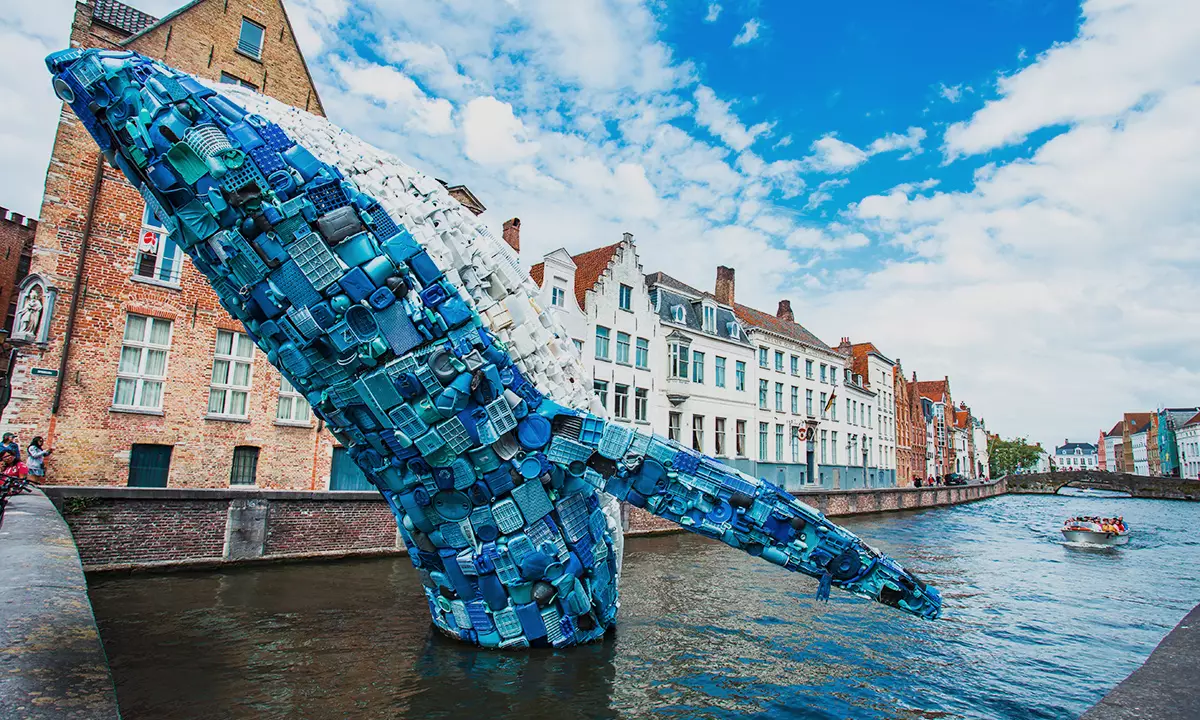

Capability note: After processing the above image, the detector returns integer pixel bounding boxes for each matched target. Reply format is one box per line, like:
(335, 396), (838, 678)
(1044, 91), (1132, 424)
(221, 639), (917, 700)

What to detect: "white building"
(953, 425), (970, 476)
(1054, 441), (1099, 471)
(1103, 421), (1124, 472)
(840, 340), (897, 486)
(1130, 431), (1149, 476)
(972, 420), (990, 480)
(1177, 412), (1200, 480)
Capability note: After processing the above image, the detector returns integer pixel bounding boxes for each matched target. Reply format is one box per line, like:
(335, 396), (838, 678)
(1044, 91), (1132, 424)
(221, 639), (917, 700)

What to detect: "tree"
(988, 436), (1043, 477)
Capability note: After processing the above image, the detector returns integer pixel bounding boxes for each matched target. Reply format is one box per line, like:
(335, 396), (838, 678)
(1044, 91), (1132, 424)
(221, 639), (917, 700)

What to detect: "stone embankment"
(0, 490), (119, 719)
(1008, 471), (1200, 500)
(43, 478), (1006, 573)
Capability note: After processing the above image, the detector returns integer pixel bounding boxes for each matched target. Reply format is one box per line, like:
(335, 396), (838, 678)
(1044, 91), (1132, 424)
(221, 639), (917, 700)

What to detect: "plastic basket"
(492, 498), (524, 534)
(493, 607), (522, 639)
(598, 424), (634, 460)
(185, 124), (234, 161)
(511, 480), (552, 523)
(554, 494), (590, 542)
(485, 397), (518, 435)
(439, 417), (473, 456)
(288, 232), (342, 291)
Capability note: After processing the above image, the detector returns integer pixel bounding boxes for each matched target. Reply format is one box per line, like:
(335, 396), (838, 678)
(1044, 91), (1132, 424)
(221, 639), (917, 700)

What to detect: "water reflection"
(90, 495), (1200, 719)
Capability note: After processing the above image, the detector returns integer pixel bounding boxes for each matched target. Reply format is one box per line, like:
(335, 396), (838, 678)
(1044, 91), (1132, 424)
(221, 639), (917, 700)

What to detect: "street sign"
(30, 368), (58, 377)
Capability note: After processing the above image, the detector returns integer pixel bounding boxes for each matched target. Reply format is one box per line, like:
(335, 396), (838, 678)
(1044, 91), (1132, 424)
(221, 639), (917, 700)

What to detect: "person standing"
(26, 436), (50, 480)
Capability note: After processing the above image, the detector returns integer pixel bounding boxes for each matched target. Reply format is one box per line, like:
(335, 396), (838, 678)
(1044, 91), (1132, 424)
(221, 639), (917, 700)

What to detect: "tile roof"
(646, 273), (751, 347)
(915, 379), (948, 402)
(1123, 412), (1153, 435)
(92, 0), (158, 35)
(1184, 411), (1200, 427)
(529, 242), (622, 310)
(1107, 420), (1124, 437)
(732, 302), (833, 353)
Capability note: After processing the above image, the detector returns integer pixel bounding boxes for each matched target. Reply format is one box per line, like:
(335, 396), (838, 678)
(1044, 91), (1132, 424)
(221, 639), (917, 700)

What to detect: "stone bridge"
(1008, 470), (1200, 501)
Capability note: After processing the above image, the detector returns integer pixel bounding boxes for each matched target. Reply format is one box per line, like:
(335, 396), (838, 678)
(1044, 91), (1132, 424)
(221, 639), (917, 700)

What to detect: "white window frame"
(736, 420), (747, 457)
(551, 286), (566, 307)
(238, 17), (265, 60)
(635, 337), (650, 369)
(113, 314), (173, 412)
(613, 384), (629, 419)
(618, 284), (633, 311)
(693, 415), (704, 452)
(594, 326), (611, 360)
(133, 204), (183, 287)
(616, 331), (631, 365)
(715, 417), (726, 456)
(702, 304), (716, 333)
(593, 379), (609, 408)
(208, 329), (255, 419)
(634, 388), (649, 422)
(276, 375), (311, 426)
(669, 412), (682, 442)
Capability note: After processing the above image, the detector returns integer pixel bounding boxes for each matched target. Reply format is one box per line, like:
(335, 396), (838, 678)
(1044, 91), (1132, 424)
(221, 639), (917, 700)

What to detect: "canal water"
(88, 495), (1200, 719)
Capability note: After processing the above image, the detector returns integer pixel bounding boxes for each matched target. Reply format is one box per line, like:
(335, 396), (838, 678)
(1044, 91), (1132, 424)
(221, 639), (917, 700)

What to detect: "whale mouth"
(47, 47), (944, 647)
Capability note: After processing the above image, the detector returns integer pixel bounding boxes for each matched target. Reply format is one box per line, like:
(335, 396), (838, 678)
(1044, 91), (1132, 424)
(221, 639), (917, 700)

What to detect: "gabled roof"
(1107, 420), (1124, 437)
(1184, 411), (1200, 428)
(530, 242), (623, 310)
(117, 0), (200, 41)
(93, 0), (157, 35)
(1056, 442), (1098, 454)
(1124, 412), (1153, 435)
(916, 379), (948, 402)
(646, 273), (751, 347)
(1161, 407), (1200, 430)
(732, 303), (832, 353)
(953, 409), (970, 429)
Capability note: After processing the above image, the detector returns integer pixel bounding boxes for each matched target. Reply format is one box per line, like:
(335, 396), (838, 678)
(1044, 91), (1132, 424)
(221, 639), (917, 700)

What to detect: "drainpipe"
(49, 152), (105, 442)
(309, 418), (325, 490)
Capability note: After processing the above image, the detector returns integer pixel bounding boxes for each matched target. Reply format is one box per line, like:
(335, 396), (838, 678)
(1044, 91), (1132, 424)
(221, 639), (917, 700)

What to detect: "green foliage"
(988, 436), (1043, 477)
(61, 496), (100, 516)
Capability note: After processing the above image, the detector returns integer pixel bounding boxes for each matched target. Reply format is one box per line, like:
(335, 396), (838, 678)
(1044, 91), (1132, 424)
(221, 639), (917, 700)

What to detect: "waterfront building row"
(1098, 408), (1200, 479)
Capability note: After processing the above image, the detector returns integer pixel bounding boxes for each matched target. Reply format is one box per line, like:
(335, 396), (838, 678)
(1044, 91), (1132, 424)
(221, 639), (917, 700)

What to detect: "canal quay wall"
(0, 490), (120, 720)
(42, 478), (1006, 573)
(1007, 470), (1200, 500)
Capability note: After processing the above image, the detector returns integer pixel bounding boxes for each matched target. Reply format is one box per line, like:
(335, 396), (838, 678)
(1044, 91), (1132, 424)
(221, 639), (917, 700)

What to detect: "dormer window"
(702, 304), (716, 333)
(670, 304), (686, 323)
(551, 286), (565, 307)
(727, 321), (741, 339)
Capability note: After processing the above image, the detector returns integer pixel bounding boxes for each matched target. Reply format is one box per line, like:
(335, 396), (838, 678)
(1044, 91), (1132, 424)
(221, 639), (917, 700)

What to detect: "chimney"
(715, 266), (735, 305)
(836, 336), (852, 355)
(776, 300), (794, 322)
(502, 218), (521, 253)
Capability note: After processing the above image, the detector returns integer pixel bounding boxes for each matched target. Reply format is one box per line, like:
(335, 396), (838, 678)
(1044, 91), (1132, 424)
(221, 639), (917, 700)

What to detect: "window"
(820, 364), (827, 383)
(114, 314), (172, 411)
(669, 412), (682, 442)
(618, 284), (633, 310)
(703, 305), (716, 333)
(832, 431), (838, 463)
(551, 286), (566, 306)
(735, 361), (746, 391)
(634, 388), (648, 421)
(774, 351), (784, 372)
(791, 427), (801, 462)
(736, 420), (747, 457)
(728, 322), (741, 340)
(759, 347), (769, 368)
(129, 444), (172, 487)
(670, 305), (686, 323)
(820, 392), (828, 419)
(635, 338), (649, 369)
(791, 386), (799, 414)
(692, 351), (705, 383)
(831, 369), (838, 387)
(759, 422), (769, 461)
(693, 415), (704, 452)
(668, 342), (689, 379)
(806, 389), (814, 416)
(832, 399), (838, 422)
(208, 330), (254, 418)
(715, 418), (726, 456)
(791, 355), (799, 375)
(616, 332), (631, 364)
(775, 424), (784, 462)
(806, 359), (814, 379)
(714, 356), (726, 387)
(230, 446), (260, 486)
(614, 384), (629, 419)
(821, 430), (828, 463)
(594, 326), (611, 359)
(276, 376), (310, 424)
(572, 339), (584, 353)
(218, 71), (257, 90)
(593, 380), (608, 408)
(759, 380), (768, 409)
(774, 382), (783, 412)
(238, 18), (265, 59)
(847, 399), (853, 425)
(134, 204), (183, 286)
(868, 406), (873, 429)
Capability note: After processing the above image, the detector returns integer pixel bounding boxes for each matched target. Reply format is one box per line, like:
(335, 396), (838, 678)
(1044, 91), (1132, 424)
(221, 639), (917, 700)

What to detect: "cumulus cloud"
(462, 96), (541, 164)
(804, 178), (849, 210)
(693, 85), (773, 151)
(867, 126), (927, 158)
(938, 83), (967, 103)
(704, 3), (722, 23)
(330, 59), (454, 135)
(802, 126), (927, 173)
(385, 40), (473, 95)
(733, 18), (761, 46)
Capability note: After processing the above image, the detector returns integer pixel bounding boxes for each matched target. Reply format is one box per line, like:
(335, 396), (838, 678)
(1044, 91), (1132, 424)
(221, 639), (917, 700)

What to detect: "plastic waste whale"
(46, 49), (941, 649)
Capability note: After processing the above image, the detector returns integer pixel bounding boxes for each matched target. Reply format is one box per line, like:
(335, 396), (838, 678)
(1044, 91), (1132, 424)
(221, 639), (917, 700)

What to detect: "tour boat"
(1061, 517), (1130, 546)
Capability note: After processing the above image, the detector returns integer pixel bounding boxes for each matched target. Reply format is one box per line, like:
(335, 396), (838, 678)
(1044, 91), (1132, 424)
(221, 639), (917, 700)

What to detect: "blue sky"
(2, 0), (1199, 449)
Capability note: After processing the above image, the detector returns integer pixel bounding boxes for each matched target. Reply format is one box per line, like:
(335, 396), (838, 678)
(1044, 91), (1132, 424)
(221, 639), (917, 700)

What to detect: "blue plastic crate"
(541, 606), (564, 645)
(368, 204), (402, 241)
(582, 468), (605, 490)
(647, 436), (680, 464)
(546, 435), (591, 466)
(219, 230), (267, 287)
(627, 431), (651, 458)
(671, 451), (700, 475)
(493, 607), (522, 639)
(588, 507), (609, 543)
(306, 179), (351, 214)
(450, 599), (471, 629)
(485, 397), (517, 435)
(554, 494), (590, 542)
(219, 159), (270, 196)
(70, 54), (105, 87)
(493, 548), (522, 585)
(391, 354), (419, 375)
(456, 549), (478, 577)
(598, 423), (634, 460)
(579, 416), (606, 446)
(415, 365), (442, 396)
(442, 521), (473, 550)
(448, 457), (475, 490)
(374, 302), (423, 356)
(287, 232), (343, 292)
(249, 146), (286, 177)
(499, 636), (530, 649)
(286, 305), (321, 339)
(511, 479), (553, 523)
(258, 122), (295, 151)
(439, 416), (473, 455)
(470, 505), (496, 536)
(592, 556), (611, 586)
(507, 534), (537, 566)
(466, 600), (494, 632)
(414, 428), (446, 457)
(269, 260), (321, 309)
(492, 498), (524, 533)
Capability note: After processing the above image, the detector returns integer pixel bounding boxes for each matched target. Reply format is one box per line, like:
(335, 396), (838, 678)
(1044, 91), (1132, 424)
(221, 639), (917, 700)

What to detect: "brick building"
(891, 359), (920, 485)
(0, 208), (37, 396)
(915, 377), (955, 478)
(1, 0), (479, 491)
(1122, 412), (1153, 475)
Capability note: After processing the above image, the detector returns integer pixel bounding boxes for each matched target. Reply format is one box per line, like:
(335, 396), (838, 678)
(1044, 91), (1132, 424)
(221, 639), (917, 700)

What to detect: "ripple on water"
(87, 494), (1200, 719)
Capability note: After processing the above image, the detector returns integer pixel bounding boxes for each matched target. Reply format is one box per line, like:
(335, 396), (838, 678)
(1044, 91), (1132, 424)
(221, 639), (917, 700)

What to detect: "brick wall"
(2, 0), (338, 490)
(0, 208), (35, 336)
(265, 500), (397, 556)
(64, 498), (228, 567)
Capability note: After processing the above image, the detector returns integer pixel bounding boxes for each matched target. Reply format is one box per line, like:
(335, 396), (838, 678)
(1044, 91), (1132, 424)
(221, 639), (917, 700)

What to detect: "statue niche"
(11, 275), (56, 345)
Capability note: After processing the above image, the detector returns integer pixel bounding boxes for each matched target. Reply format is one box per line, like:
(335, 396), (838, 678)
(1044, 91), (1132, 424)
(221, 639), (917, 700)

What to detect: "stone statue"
(16, 285), (43, 340)
(47, 48), (942, 649)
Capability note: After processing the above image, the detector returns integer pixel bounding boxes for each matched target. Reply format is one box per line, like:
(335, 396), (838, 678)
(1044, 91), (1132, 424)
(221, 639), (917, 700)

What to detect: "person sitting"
(1, 450), (30, 490)
(1, 433), (20, 461)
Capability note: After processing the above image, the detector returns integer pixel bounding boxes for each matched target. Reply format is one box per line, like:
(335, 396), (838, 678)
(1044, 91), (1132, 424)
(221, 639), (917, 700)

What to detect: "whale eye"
(53, 77), (74, 103)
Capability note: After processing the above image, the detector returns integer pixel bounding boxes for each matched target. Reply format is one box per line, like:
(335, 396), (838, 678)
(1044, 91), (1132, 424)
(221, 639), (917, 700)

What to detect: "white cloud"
(802, 133), (870, 172)
(867, 126), (927, 158)
(785, 226), (870, 253)
(732, 18), (761, 46)
(774, 134), (793, 149)
(938, 83), (967, 103)
(385, 40), (473, 95)
(330, 59), (454, 135)
(693, 85), (773, 151)
(704, 3), (722, 23)
(462, 96), (541, 164)
(944, 0), (1200, 157)
(804, 178), (849, 210)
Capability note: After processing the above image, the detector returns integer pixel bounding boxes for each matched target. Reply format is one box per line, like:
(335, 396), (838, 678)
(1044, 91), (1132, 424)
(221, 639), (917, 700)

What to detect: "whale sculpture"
(46, 49), (941, 649)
